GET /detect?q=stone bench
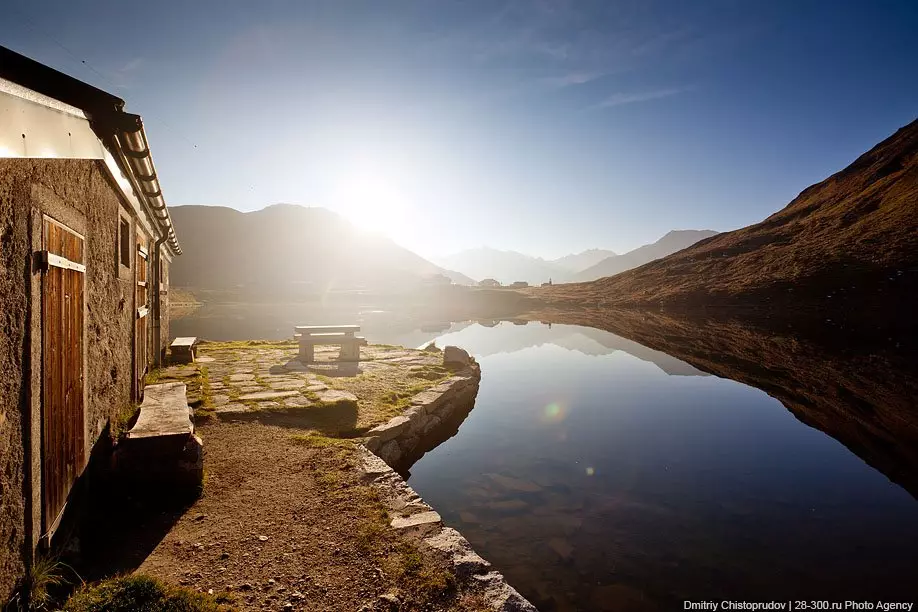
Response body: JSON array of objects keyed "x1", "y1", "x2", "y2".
[
  {"x1": 294, "y1": 325, "x2": 367, "y2": 362},
  {"x1": 170, "y1": 336, "x2": 198, "y2": 364},
  {"x1": 116, "y1": 382, "x2": 203, "y2": 494}
]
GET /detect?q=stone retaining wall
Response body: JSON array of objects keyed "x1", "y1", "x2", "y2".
[
  {"x1": 360, "y1": 449, "x2": 535, "y2": 612},
  {"x1": 363, "y1": 362, "x2": 482, "y2": 470},
  {"x1": 360, "y1": 350, "x2": 538, "y2": 611}
]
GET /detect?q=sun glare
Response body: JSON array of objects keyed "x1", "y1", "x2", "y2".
[{"x1": 331, "y1": 167, "x2": 412, "y2": 236}]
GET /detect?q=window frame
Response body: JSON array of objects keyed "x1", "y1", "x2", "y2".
[{"x1": 118, "y1": 215, "x2": 131, "y2": 269}]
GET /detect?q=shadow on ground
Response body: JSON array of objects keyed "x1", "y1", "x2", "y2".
[
  {"x1": 54, "y1": 437, "x2": 199, "y2": 584},
  {"x1": 213, "y1": 401, "x2": 361, "y2": 436}
]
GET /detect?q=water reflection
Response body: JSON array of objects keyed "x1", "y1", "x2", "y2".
[{"x1": 407, "y1": 315, "x2": 918, "y2": 611}]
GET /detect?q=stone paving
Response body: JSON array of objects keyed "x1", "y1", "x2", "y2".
[{"x1": 192, "y1": 342, "x2": 447, "y2": 433}]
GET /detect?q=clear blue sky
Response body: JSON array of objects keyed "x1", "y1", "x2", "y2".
[{"x1": 4, "y1": 1, "x2": 917, "y2": 259}]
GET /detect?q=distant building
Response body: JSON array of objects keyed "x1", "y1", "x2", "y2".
[
  {"x1": 423, "y1": 273, "x2": 452, "y2": 286},
  {"x1": 510, "y1": 281, "x2": 529, "y2": 288},
  {"x1": 479, "y1": 278, "x2": 501, "y2": 288},
  {"x1": 0, "y1": 46, "x2": 182, "y2": 599}
]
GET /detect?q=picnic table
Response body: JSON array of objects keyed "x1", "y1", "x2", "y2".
[{"x1": 294, "y1": 325, "x2": 367, "y2": 362}]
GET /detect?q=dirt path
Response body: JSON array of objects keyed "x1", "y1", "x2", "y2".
[{"x1": 136, "y1": 418, "x2": 467, "y2": 611}]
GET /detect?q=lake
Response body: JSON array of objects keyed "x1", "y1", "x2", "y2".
[
  {"x1": 171, "y1": 301, "x2": 472, "y2": 348},
  {"x1": 173, "y1": 305, "x2": 918, "y2": 610},
  {"x1": 408, "y1": 321, "x2": 918, "y2": 610}
]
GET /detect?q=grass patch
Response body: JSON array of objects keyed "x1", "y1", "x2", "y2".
[
  {"x1": 9, "y1": 554, "x2": 72, "y2": 611},
  {"x1": 62, "y1": 575, "x2": 234, "y2": 611},
  {"x1": 385, "y1": 543, "x2": 457, "y2": 605},
  {"x1": 143, "y1": 368, "x2": 167, "y2": 386},
  {"x1": 199, "y1": 366, "x2": 214, "y2": 410},
  {"x1": 198, "y1": 340, "x2": 297, "y2": 351},
  {"x1": 291, "y1": 431, "x2": 355, "y2": 450},
  {"x1": 318, "y1": 361, "x2": 448, "y2": 429},
  {"x1": 111, "y1": 403, "x2": 139, "y2": 440}
]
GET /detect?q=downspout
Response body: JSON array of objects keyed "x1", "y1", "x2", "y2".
[{"x1": 152, "y1": 234, "x2": 167, "y2": 366}]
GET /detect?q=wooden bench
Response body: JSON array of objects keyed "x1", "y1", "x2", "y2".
[
  {"x1": 170, "y1": 336, "x2": 199, "y2": 364},
  {"x1": 294, "y1": 325, "x2": 367, "y2": 362}
]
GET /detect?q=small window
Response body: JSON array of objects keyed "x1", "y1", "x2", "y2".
[{"x1": 119, "y1": 218, "x2": 130, "y2": 267}]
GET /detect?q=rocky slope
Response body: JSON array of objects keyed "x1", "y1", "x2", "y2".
[{"x1": 543, "y1": 119, "x2": 918, "y2": 323}]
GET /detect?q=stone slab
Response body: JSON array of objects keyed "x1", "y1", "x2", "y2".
[
  {"x1": 215, "y1": 403, "x2": 248, "y2": 414},
  {"x1": 390, "y1": 511, "x2": 441, "y2": 530},
  {"x1": 367, "y1": 415, "x2": 411, "y2": 442},
  {"x1": 238, "y1": 390, "x2": 300, "y2": 401},
  {"x1": 314, "y1": 390, "x2": 357, "y2": 404},
  {"x1": 127, "y1": 382, "x2": 193, "y2": 439}
]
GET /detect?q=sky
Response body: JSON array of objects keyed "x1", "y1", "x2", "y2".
[{"x1": 4, "y1": 0, "x2": 917, "y2": 259}]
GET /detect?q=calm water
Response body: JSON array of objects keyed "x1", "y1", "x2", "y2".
[
  {"x1": 406, "y1": 322, "x2": 918, "y2": 611},
  {"x1": 171, "y1": 301, "x2": 469, "y2": 347}
]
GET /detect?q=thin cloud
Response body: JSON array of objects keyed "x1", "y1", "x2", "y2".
[
  {"x1": 541, "y1": 71, "x2": 607, "y2": 88},
  {"x1": 119, "y1": 57, "x2": 145, "y2": 73},
  {"x1": 109, "y1": 56, "x2": 145, "y2": 89},
  {"x1": 596, "y1": 87, "x2": 686, "y2": 108}
]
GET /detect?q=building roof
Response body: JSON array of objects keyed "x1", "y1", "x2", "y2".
[{"x1": 0, "y1": 45, "x2": 181, "y2": 255}]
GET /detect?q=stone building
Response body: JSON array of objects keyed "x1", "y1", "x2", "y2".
[{"x1": 0, "y1": 46, "x2": 182, "y2": 600}]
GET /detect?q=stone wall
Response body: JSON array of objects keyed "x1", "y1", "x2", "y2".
[
  {"x1": 0, "y1": 159, "x2": 33, "y2": 602},
  {"x1": 363, "y1": 363, "x2": 481, "y2": 470},
  {"x1": 0, "y1": 159, "x2": 144, "y2": 601}
]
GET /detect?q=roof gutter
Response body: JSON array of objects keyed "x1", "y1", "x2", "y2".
[
  {"x1": 0, "y1": 45, "x2": 181, "y2": 255},
  {"x1": 112, "y1": 113, "x2": 182, "y2": 255}
]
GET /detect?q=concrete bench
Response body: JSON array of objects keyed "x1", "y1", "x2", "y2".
[
  {"x1": 170, "y1": 336, "x2": 198, "y2": 364},
  {"x1": 127, "y1": 382, "x2": 194, "y2": 440},
  {"x1": 294, "y1": 325, "x2": 367, "y2": 362},
  {"x1": 117, "y1": 382, "x2": 203, "y2": 493}
]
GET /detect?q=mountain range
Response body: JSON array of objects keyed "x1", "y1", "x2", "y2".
[
  {"x1": 168, "y1": 204, "x2": 475, "y2": 293},
  {"x1": 432, "y1": 247, "x2": 570, "y2": 286},
  {"x1": 571, "y1": 230, "x2": 718, "y2": 282},
  {"x1": 434, "y1": 231, "x2": 717, "y2": 285},
  {"x1": 542, "y1": 118, "x2": 918, "y2": 324}
]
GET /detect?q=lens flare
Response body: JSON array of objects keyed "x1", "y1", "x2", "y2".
[
  {"x1": 542, "y1": 402, "x2": 566, "y2": 423},
  {"x1": 586, "y1": 467, "x2": 595, "y2": 476}
]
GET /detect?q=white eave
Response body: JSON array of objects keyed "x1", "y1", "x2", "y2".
[{"x1": 0, "y1": 75, "x2": 181, "y2": 256}]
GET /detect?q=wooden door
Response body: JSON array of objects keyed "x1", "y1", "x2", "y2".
[
  {"x1": 136, "y1": 239, "x2": 149, "y2": 396},
  {"x1": 41, "y1": 217, "x2": 85, "y2": 533}
]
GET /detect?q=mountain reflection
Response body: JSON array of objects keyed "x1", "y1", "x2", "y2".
[
  {"x1": 546, "y1": 308, "x2": 918, "y2": 501},
  {"x1": 438, "y1": 319, "x2": 710, "y2": 377}
]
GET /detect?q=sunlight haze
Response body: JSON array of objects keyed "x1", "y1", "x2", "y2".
[{"x1": 4, "y1": 0, "x2": 917, "y2": 260}]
